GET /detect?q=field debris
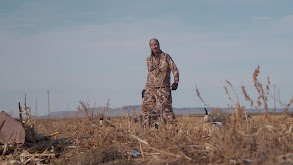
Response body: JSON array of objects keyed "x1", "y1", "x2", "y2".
[
  {"x1": 1, "y1": 67, "x2": 293, "y2": 164},
  {"x1": 0, "y1": 110, "x2": 70, "y2": 164},
  {"x1": 77, "y1": 143, "x2": 134, "y2": 165},
  {"x1": 277, "y1": 153, "x2": 293, "y2": 165},
  {"x1": 0, "y1": 111, "x2": 25, "y2": 145}
]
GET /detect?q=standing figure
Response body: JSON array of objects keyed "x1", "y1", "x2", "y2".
[{"x1": 141, "y1": 38, "x2": 179, "y2": 129}]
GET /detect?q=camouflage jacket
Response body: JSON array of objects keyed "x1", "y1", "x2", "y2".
[{"x1": 145, "y1": 52, "x2": 179, "y2": 88}]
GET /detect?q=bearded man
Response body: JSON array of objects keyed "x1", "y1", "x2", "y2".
[{"x1": 141, "y1": 38, "x2": 179, "y2": 129}]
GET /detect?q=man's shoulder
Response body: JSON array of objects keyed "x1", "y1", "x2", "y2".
[
  {"x1": 161, "y1": 52, "x2": 172, "y2": 59},
  {"x1": 146, "y1": 55, "x2": 152, "y2": 61}
]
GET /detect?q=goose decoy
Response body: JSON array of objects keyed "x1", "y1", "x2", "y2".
[
  {"x1": 203, "y1": 108, "x2": 212, "y2": 122},
  {"x1": 99, "y1": 116, "x2": 115, "y2": 128},
  {"x1": 212, "y1": 113, "x2": 225, "y2": 128},
  {"x1": 243, "y1": 114, "x2": 252, "y2": 120},
  {"x1": 213, "y1": 121, "x2": 223, "y2": 128},
  {"x1": 213, "y1": 113, "x2": 224, "y2": 122}
]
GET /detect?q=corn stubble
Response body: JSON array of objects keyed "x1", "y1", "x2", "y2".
[{"x1": 32, "y1": 67, "x2": 292, "y2": 165}]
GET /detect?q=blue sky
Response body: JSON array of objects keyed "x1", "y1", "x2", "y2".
[{"x1": 1, "y1": 0, "x2": 292, "y2": 116}]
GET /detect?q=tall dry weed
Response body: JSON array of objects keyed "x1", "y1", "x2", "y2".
[
  {"x1": 32, "y1": 111, "x2": 293, "y2": 164},
  {"x1": 27, "y1": 66, "x2": 293, "y2": 165}
]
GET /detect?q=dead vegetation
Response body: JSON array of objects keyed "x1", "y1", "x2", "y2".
[
  {"x1": 1, "y1": 66, "x2": 292, "y2": 164},
  {"x1": 24, "y1": 111, "x2": 292, "y2": 165}
]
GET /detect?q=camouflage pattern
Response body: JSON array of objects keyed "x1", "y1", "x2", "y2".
[
  {"x1": 141, "y1": 86, "x2": 175, "y2": 128},
  {"x1": 145, "y1": 52, "x2": 179, "y2": 88},
  {"x1": 142, "y1": 50, "x2": 179, "y2": 129}
]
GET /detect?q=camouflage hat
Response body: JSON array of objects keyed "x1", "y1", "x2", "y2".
[{"x1": 149, "y1": 38, "x2": 160, "y2": 46}]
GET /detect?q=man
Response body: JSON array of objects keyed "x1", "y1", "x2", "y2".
[{"x1": 141, "y1": 38, "x2": 179, "y2": 129}]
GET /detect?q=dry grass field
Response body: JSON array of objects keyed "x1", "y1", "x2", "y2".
[
  {"x1": 35, "y1": 66, "x2": 292, "y2": 165},
  {"x1": 1, "y1": 66, "x2": 292, "y2": 165},
  {"x1": 31, "y1": 113, "x2": 293, "y2": 165}
]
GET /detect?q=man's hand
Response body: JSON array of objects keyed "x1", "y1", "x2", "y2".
[
  {"x1": 142, "y1": 89, "x2": 146, "y2": 98},
  {"x1": 171, "y1": 82, "x2": 178, "y2": 90}
]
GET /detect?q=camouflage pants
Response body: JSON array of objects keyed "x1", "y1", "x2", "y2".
[{"x1": 141, "y1": 87, "x2": 175, "y2": 128}]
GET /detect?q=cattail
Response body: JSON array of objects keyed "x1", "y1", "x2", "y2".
[
  {"x1": 195, "y1": 84, "x2": 211, "y2": 108},
  {"x1": 257, "y1": 99, "x2": 262, "y2": 107},
  {"x1": 226, "y1": 80, "x2": 239, "y2": 103},
  {"x1": 266, "y1": 76, "x2": 270, "y2": 95},
  {"x1": 253, "y1": 65, "x2": 260, "y2": 87},
  {"x1": 224, "y1": 86, "x2": 234, "y2": 105},
  {"x1": 241, "y1": 85, "x2": 251, "y2": 101}
]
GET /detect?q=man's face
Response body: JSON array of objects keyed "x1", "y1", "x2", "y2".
[{"x1": 150, "y1": 42, "x2": 160, "y2": 54}]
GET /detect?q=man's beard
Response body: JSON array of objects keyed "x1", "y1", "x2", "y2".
[{"x1": 152, "y1": 49, "x2": 160, "y2": 55}]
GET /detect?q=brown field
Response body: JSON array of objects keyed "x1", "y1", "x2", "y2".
[
  {"x1": 24, "y1": 112, "x2": 291, "y2": 165},
  {"x1": 1, "y1": 66, "x2": 292, "y2": 165}
]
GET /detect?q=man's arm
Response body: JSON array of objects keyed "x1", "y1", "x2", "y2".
[
  {"x1": 169, "y1": 56, "x2": 179, "y2": 85},
  {"x1": 146, "y1": 56, "x2": 153, "y2": 72},
  {"x1": 144, "y1": 56, "x2": 152, "y2": 89}
]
